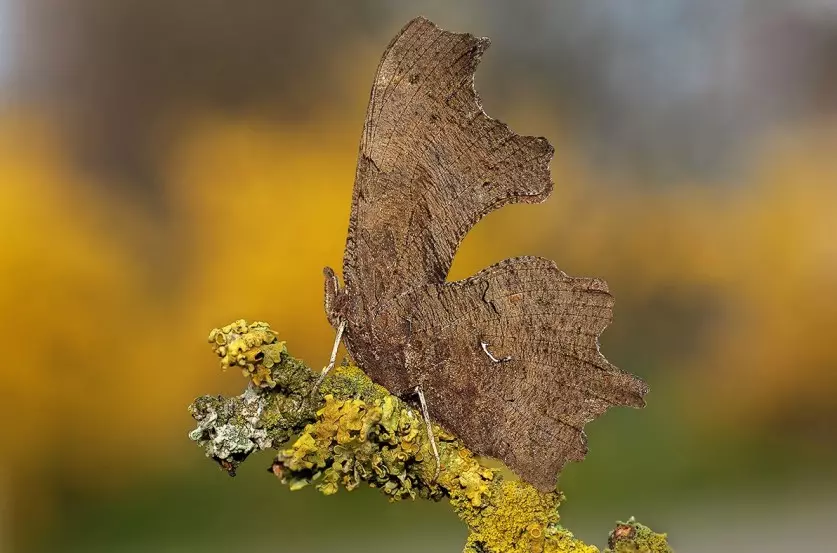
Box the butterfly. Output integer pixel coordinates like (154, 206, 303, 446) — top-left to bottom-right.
(322, 16, 648, 492)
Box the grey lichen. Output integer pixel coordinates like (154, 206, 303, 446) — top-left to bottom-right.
(189, 385, 272, 467)
(188, 320, 674, 553)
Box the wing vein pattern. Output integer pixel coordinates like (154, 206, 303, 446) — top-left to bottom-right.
(330, 17, 648, 491)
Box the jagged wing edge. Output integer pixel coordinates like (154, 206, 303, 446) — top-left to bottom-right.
(342, 16, 555, 287)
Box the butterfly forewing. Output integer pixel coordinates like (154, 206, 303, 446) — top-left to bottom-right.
(342, 16, 553, 315)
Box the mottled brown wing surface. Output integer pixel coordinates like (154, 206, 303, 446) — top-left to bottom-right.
(327, 16, 648, 491)
(375, 256, 648, 491)
(341, 16, 553, 315)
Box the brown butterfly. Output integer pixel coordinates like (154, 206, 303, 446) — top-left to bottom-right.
(322, 16, 648, 492)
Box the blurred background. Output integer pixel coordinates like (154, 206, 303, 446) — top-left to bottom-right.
(2, 1, 836, 551)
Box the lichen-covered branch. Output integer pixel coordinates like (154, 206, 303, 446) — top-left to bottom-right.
(188, 320, 673, 553)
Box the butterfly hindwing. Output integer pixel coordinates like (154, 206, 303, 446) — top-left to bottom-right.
(377, 256, 647, 490)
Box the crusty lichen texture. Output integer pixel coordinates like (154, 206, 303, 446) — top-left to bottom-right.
(189, 320, 673, 553)
(606, 519, 673, 553)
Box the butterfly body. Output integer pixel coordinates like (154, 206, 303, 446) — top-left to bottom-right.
(324, 17, 648, 491)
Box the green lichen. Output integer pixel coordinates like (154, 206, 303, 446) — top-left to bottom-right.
(605, 518, 672, 553)
(189, 320, 674, 553)
(272, 391, 446, 500)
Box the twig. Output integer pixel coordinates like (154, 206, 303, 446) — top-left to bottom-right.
(188, 320, 673, 553)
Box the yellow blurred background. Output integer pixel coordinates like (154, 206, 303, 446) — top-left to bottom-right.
(1, 1, 836, 551)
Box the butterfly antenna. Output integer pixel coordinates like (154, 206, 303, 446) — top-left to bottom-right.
(312, 319, 346, 396)
(415, 385, 441, 481)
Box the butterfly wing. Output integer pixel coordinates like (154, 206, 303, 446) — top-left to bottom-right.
(375, 256, 648, 491)
(341, 16, 553, 316)
(330, 17, 647, 489)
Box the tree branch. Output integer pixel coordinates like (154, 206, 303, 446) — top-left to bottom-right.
(188, 320, 673, 553)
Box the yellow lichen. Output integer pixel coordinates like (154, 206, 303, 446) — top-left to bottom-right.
(272, 365, 598, 552)
(207, 319, 286, 388)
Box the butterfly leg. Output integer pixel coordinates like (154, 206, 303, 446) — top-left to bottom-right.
(311, 319, 346, 396)
(414, 385, 441, 481)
